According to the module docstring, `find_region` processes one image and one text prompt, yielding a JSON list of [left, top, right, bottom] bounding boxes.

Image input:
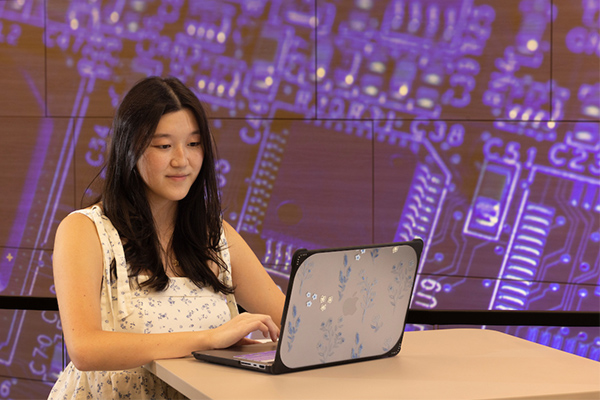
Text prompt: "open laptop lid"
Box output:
[[272, 238, 423, 373], [192, 238, 422, 374]]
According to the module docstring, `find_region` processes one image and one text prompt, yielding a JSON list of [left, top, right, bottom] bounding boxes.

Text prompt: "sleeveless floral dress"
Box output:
[[48, 206, 238, 399]]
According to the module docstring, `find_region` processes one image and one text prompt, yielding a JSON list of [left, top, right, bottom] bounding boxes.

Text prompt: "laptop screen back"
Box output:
[[279, 242, 418, 369]]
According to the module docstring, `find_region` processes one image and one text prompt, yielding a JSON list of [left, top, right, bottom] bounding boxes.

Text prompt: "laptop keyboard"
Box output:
[[233, 350, 276, 363]]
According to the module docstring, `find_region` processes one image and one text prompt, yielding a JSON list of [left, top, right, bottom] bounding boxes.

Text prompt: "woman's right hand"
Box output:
[[206, 312, 280, 349]]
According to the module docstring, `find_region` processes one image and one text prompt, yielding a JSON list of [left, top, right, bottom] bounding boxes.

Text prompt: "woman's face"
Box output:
[[136, 108, 204, 208]]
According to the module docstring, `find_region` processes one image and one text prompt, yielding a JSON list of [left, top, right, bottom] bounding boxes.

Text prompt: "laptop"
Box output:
[[192, 238, 423, 374]]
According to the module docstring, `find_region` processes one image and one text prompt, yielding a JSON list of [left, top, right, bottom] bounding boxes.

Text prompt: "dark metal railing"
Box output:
[[405, 309, 599, 327], [1, 296, 598, 327], [0, 296, 60, 311]]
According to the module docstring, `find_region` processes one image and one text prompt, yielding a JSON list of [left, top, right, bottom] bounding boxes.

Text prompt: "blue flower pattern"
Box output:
[[338, 254, 352, 301], [297, 260, 314, 296], [358, 269, 377, 323], [286, 305, 301, 352], [317, 317, 344, 363], [388, 261, 413, 311], [351, 333, 363, 359], [370, 314, 383, 332], [49, 206, 234, 400]]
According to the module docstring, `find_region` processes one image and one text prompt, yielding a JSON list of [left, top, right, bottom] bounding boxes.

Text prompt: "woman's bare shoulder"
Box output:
[[56, 209, 100, 244], [53, 208, 104, 278]]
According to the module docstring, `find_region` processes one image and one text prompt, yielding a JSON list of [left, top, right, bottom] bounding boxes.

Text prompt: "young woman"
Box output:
[[49, 76, 285, 399]]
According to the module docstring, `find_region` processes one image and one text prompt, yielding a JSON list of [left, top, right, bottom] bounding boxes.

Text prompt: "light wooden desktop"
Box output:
[[144, 328, 600, 400]]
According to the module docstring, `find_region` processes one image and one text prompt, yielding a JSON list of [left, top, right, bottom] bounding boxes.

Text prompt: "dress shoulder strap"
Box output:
[[219, 229, 239, 318], [71, 205, 134, 320]]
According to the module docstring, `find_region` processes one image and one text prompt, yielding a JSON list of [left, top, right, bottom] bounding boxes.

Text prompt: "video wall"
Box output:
[[0, 0, 598, 397]]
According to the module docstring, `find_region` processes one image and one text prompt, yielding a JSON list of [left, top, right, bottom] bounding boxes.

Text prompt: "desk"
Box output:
[[144, 328, 600, 399]]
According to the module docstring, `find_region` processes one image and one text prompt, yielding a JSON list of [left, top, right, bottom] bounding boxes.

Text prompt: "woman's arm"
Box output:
[[53, 213, 278, 372], [223, 221, 286, 326]]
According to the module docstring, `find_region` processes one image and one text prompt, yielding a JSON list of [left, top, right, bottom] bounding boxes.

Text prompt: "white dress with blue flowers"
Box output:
[[48, 206, 238, 400]]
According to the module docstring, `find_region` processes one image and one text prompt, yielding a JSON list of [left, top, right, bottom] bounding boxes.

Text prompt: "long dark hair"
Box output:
[[101, 76, 232, 294]]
